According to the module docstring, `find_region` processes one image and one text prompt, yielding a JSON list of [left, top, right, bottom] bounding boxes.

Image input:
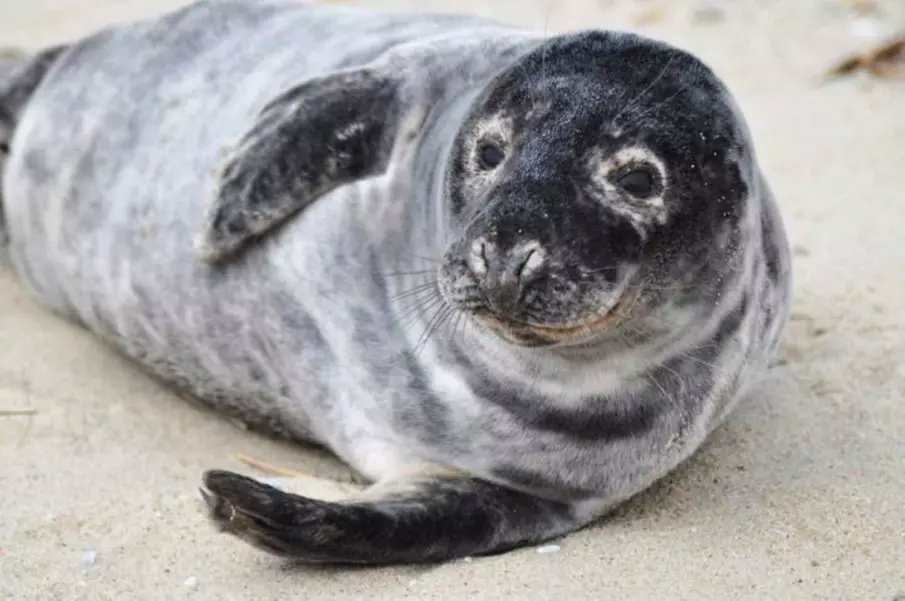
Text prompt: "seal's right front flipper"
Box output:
[[200, 468, 587, 565], [196, 68, 407, 263]]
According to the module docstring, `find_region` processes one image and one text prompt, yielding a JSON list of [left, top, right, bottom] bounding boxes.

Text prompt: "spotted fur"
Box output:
[[0, 0, 791, 565]]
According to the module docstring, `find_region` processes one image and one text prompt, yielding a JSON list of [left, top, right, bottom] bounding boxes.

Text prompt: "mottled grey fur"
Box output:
[[0, 0, 791, 564]]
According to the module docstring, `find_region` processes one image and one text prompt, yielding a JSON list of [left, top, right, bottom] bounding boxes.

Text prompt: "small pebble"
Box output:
[[463, 556, 473, 563], [536, 544, 561, 554], [82, 550, 97, 566], [184, 576, 198, 589]]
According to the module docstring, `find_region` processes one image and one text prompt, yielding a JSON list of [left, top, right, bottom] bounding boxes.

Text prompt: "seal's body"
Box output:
[[0, 0, 791, 564]]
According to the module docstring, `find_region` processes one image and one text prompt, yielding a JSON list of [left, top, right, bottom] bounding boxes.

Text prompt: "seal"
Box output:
[[0, 0, 792, 565]]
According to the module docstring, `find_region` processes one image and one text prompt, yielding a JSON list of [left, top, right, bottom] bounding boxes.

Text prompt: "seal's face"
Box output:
[[438, 31, 752, 347]]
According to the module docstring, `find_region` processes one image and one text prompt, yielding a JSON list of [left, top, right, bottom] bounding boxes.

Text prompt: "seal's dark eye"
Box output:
[[616, 169, 655, 198], [477, 142, 506, 170]]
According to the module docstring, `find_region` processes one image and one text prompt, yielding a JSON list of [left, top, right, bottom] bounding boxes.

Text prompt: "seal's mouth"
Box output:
[[472, 297, 628, 347]]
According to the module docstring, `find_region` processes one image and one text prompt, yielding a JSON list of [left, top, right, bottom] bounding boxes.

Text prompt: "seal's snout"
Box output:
[[469, 237, 545, 314]]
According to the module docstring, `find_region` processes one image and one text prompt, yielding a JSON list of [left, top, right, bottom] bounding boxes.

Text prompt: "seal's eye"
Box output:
[[616, 168, 655, 198], [477, 141, 506, 170]]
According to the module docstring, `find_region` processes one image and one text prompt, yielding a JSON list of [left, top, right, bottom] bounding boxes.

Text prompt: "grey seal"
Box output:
[[0, 0, 792, 565]]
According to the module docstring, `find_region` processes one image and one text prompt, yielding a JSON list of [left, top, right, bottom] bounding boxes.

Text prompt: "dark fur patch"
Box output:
[[1, 45, 68, 246], [463, 365, 663, 442], [0, 44, 67, 122], [680, 288, 752, 425], [394, 348, 457, 443], [760, 200, 786, 286]]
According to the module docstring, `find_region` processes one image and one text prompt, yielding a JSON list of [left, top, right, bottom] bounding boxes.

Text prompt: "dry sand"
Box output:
[[1, 0, 904, 599]]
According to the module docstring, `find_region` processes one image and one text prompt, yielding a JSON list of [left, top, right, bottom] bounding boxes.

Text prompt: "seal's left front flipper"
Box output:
[[196, 68, 405, 263], [1, 45, 68, 251], [200, 469, 585, 565], [0, 45, 67, 123]]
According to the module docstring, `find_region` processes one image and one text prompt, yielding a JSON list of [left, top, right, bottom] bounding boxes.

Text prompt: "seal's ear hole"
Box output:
[[614, 167, 656, 198], [477, 141, 506, 170]]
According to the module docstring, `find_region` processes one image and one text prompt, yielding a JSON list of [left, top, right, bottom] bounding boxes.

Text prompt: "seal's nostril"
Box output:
[[507, 243, 544, 286], [514, 249, 534, 279], [517, 246, 544, 281], [473, 241, 545, 315]]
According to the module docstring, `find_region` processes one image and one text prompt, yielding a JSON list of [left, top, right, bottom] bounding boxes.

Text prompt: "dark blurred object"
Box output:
[[825, 34, 905, 79]]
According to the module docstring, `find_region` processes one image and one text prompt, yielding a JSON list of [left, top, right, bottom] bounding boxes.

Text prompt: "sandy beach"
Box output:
[[1, 0, 904, 599]]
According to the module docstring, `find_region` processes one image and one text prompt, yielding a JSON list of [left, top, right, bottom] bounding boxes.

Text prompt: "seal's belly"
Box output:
[[6, 158, 293, 439], [5, 111, 420, 455], [17, 171, 296, 436]]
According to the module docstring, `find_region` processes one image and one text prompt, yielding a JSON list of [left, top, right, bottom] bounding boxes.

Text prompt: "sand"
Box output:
[[1, 0, 904, 599]]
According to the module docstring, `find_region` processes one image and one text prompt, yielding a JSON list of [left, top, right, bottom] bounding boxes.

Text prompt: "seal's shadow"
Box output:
[[262, 367, 809, 576]]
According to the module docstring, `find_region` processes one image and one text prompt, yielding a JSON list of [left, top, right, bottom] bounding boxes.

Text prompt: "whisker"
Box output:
[[393, 282, 441, 314], [643, 371, 676, 407], [581, 265, 622, 276], [623, 86, 686, 128], [395, 287, 441, 313], [397, 291, 444, 327], [658, 362, 685, 388], [411, 306, 446, 356], [378, 269, 438, 279], [413, 304, 456, 358], [450, 311, 464, 347], [390, 280, 439, 302], [437, 307, 459, 346], [624, 315, 725, 356], [395, 297, 442, 323], [451, 313, 463, 349], [402, 253, 442, 265], [676, 351, 721, 371], [610, 56, 676, 125]]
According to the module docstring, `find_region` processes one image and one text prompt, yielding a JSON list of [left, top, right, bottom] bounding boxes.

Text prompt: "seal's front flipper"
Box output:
[[0, 45, 67, 125], [200, 468, 583, 565], [196, 68, 404, 262], [1, 45, 67, 250]]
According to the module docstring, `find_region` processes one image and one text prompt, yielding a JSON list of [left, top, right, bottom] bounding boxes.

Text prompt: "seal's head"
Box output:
[[438, 31, 754, 347]]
